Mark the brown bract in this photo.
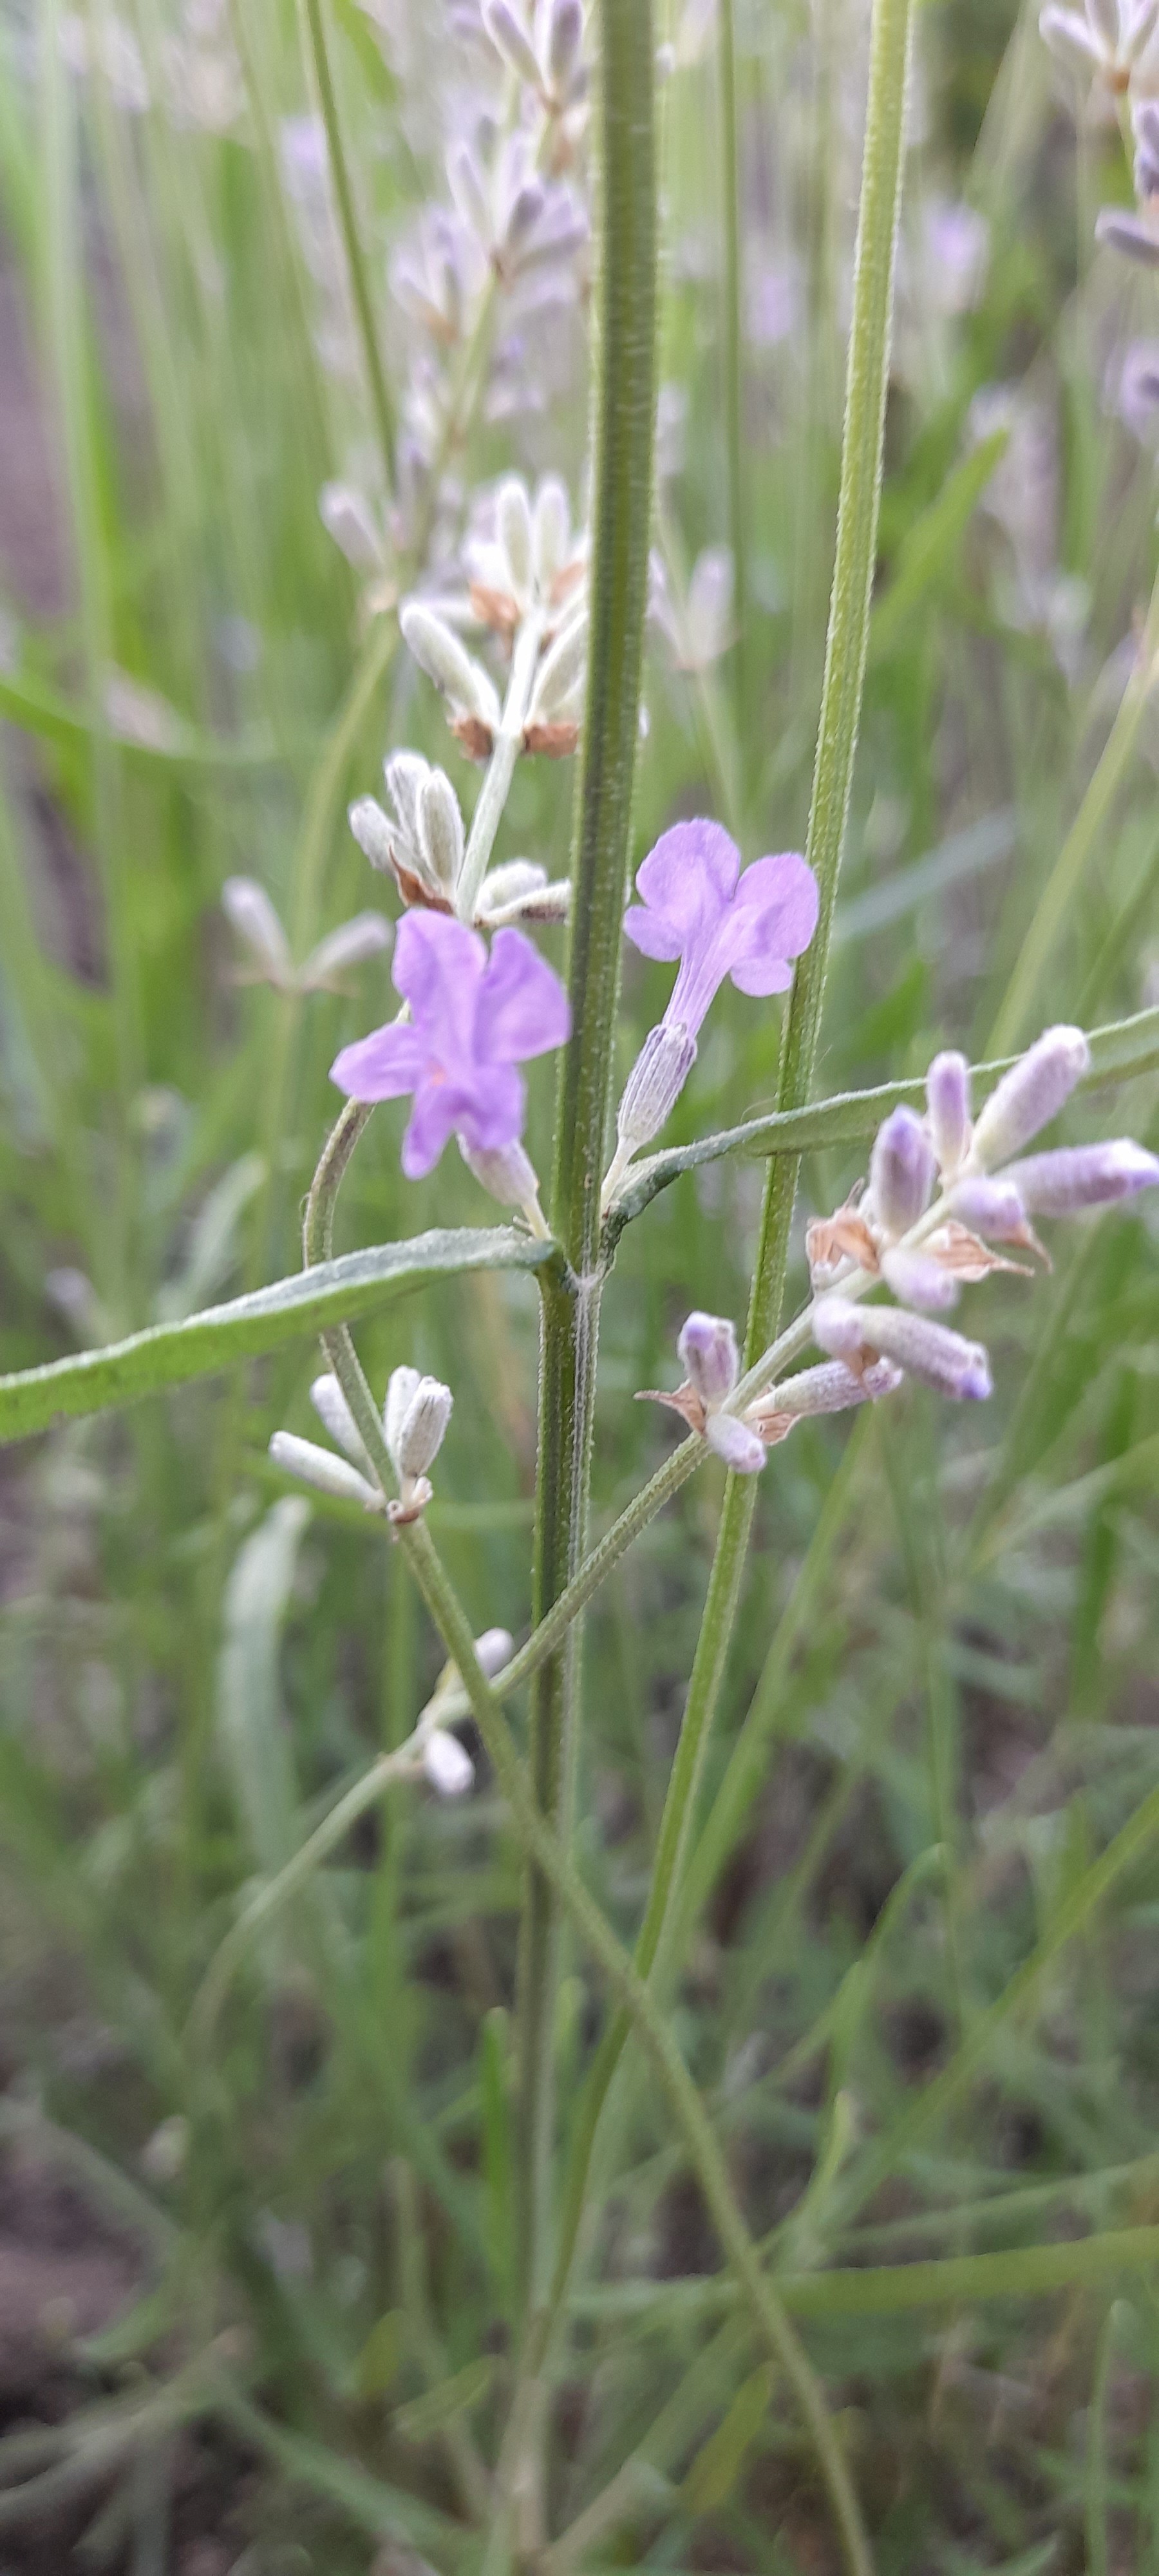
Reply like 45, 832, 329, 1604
523, 719, 580, 757
392, 860, 455, 915
806, 1208, 878, 1278
451, 714, 495, 761
470, 580, 522, 634
635, 1381, 708, 1434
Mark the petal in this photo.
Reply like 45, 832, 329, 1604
623, 903, 686, 963
726, 852, 819, 997
633, 819, 740, 940
475, 927, 570, 1061
393, 910, 486, 1067
456, 1063, 526, 1153
330, 1022, 428, 1101
400, 1079, 464, 1178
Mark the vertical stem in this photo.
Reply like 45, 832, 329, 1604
543, 0, 914, 2362
301, 0, 396, 497
516, 0, 658, 2356
719, 0, 748, 735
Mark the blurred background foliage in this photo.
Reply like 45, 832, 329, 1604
2, 0, 1159, 2568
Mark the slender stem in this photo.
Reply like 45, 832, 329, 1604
301, 0, 396, 497
456, 610, 547, 923
719, 0, 748, 733
397, 1522, 874, 2576
515, 0, 659, 2371
528, 0, 915, 2394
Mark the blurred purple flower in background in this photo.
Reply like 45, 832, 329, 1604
331, 911, 569, 1178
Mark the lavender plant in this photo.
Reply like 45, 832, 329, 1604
6, 0, 1159, 2567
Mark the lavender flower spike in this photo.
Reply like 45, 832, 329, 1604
330, 911, 569, 1184
970, 1025, 1089, 1170
1002, 1140, 1159, 1215
624, 820, 818, 1037
813, 1298, 993, 1402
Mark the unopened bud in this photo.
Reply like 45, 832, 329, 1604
927, 1050, 971, 1177
269, 1430, 381, 1509
504, 178, 549, 260
705, 1412, 766, 1475
447, 140, 489, 243
1095, 206, 1159, 267
617, 1021, 697, 1151
423, 1730, 474, 1797
948, 1175, 1028, 1240
879, 1246, 959, 1311
527, 608, 588, 723
301, 913, 392, 989
547, 0, 583, 90
475, 1627, 514, 1678
678, 1311, 739, 1407
1003, 1139, 1159, 1215
310, 1372, 372, 1469
348, 795, 396, 874
417, 767, 464, 895
813, 1297, 992, 1402
400, 601, 502, 732
222, 876, 292, 981
482, 0, 543, 87
749, 1357, 903, 1433
496, 477, 533, 598
971, 1025, 1089, 1170
459, 1135, 547, 1232
385, 1367, 453, 1483
319, 480, 384, 572
869, 1106, 936, 1240
532, 475, 570, 591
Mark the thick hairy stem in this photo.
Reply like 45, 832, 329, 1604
399, 1522, 874, 2576
515, 0, 658, 2376
534, 0, 914, 2432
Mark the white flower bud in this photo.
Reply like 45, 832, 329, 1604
310, 1372, 372, 1469
384, 750, 430, 847
447, 140, 490, 244
269, 1430, 381, 1510
222, 876, 292, 981
385, 1368, 453, 1482
532, 475, 570, 591
496, 476, 533, 599
527, 607, 589, 723
400, 601, 502, 732
348, 796, 397, 875
423, 1730, 475, 1796
459, 1135, 545, 1219
616, 1021, 697, 1151
482, 0, 543, 90
970, 1025, 1090, 1171
300, 912, 392, 989
319, 481, 385, 573
417, 766, 464, 895
474, 1626, 514, 1677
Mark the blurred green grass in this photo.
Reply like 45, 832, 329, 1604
2, 0, 1159, 2568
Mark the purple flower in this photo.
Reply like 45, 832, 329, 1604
813, 1298, 993, 1402
330, 911, 569, 1179
1003, 1140, 1159, 1215
623, 820, 818, 1037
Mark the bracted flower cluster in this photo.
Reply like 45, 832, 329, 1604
400, 469, 589, 763
350, 752, 569, 928
269, 1363, 454, 1529
1041, 0, 1159, 94
221, 878, 391, 999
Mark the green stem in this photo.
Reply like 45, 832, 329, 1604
516, 0, 659, 2361
397, 1522, 874, 2576
719, 0, 748, 734
539, 0, 914, 2368
301, 0, 396, 497
456, 609, 547, 923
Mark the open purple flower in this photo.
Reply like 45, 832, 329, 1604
330, 911, 569, 1180
623, 820, 818, 1035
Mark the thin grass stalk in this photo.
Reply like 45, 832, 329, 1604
539, 0, 915, 2342
301, 0, 396, 497
719, 0, 748, 734
515, 0, 659, 2357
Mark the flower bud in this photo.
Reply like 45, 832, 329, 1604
482, 0, 543, 88
348, 795, 396, 875
547, 0, 584, 91
496, 476, 533, 598
869, 1106, 936, 1240
222, 876, 292, 981
532, 475, 570, 591
417, 767, 464, 895
310, 1372, 372, 1468
1095, 206, 1159, 267
1002, 1139, 1159, 1215
748, 1357, 903, 1432
319, 480, 384, 572
527, 607, 589, 724
926, 1050, 971, 1177
269, 1430, 381, 1510
475, 1627, 514, 1678
447, 140, 490, 243
705, 1412, 767, 1475
476, 860, 570, 926
385, 1368, 453, 1482
880, 1246, 959, 1311
678, 1311, 739, 1407
459, 1135, 547, 1232
400, 601, 502, 732
616, 1021, 697, 1151
423, 1730, 474, 1797
813, 1298, 992, 1402
301, 912, 392, 989
947, 1176, 1028, 1240
971, 1025, 1089, 1169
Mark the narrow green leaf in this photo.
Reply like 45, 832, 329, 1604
217, 1500, 308, 1876
393, 2356, 494, 2443
354, 2309, 406, 2401
0, 1227, 558, 1443
680, 2364, 775, 2514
